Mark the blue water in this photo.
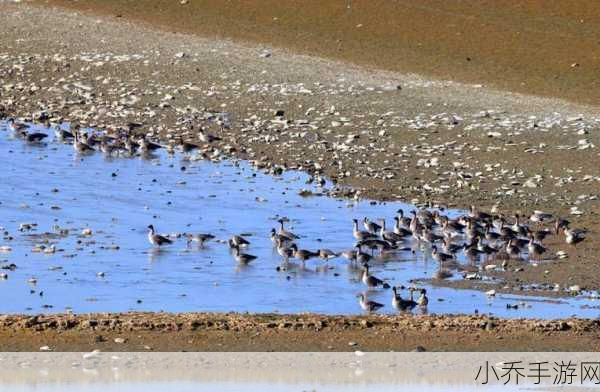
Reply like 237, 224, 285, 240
0, 121, 598, 319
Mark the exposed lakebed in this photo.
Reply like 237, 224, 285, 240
0, 121, 598, 319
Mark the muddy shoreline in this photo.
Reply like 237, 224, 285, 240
2, 312, 600, 351
0, 1, 599, 345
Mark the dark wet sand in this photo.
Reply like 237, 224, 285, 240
38, 0, 600, 106
2, 312, 600, 351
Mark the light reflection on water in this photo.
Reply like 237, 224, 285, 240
0, 121, 598, 319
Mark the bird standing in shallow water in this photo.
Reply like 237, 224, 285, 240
361, 264, 390, 289
277, 219, 299, 240
392, 286, 416, 311
229, 235, 250, 248
7, 118, 28, 133
232, 245, 257, 264
147, 225, 173, 247
358, 293, 384, 312
186, 233, 215, 248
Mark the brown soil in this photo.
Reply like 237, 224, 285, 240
37, 0, 600, 107
2, 312, 600, 351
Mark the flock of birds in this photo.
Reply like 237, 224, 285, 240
6, 118, 223, 158
4, 118, 589, 314
149, 206, 587, 313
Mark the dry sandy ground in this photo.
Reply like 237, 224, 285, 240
2, 312, 600, 351
39, 0, 600, 107
0, 1, 599, 350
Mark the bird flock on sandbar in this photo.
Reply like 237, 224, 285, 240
4, 118, 589, 313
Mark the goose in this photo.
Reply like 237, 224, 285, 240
229, 235, 250, 248
396, 209, 412, 228
22, 131, 48, 144
270, 228, 294, 244
392, 286, 416, 311
363, 217, 382, 234
85, 132, 102, 147
379, 219, 404, 243
147, 225, 173, 247
409, 211, 423, 234
289, 243, 319, 262
232, 245, 257, 264
198, 128, 222, 143
181, 140, 201, 154
277, 219, 300, 240
186, 233, 215, 247
139, 137, 163, 153
529, 210, 553, 223
54, 126, 74, 142
563, 227, 586, 247
355, 245, 373, 264
340, 249, 358, 261
7, 118, 28, 132
469, 205, 492, 222
431, 245, 454, 263
484, 224, 501, 242
124, 137, 139, 156
417, 209, 435, 228
554, 218, 570, 235
511, 214, 528, 237
100, 138, 122, 156
527, 235, 547, 259
511, 237, 530, 249
318, 248, 339, 260
361, 264, 390, 289
442, 238, 462, 255
506, 239, 521, 258
416, 288, 428, 307
492, 215, 506, 231
441, 215, 465, 233
276, 239, 294, 260
352, 219, 376, 241
441, 220, 462, 239
463, 243, 484, 259
73, 128, 95, 153
528, 227, 551, 243
499, 223, 517, 241
476, 237, 499, 256
418, 228, 443, 244
357, 293, 384, 312
357, 238, 395, 254
465, 219, 483, 240
392, 216, 412, 237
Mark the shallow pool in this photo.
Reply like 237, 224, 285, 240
0, 121, 598, 319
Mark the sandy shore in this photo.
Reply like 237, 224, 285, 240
2, 312, 600, 351
0, 2, 599, 348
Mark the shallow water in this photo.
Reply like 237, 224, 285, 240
0, 121, 598, 319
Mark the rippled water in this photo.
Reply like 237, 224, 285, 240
0, 121, 598, 318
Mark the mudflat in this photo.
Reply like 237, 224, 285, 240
39, 0, 600, 106
1, 312, 600, 351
